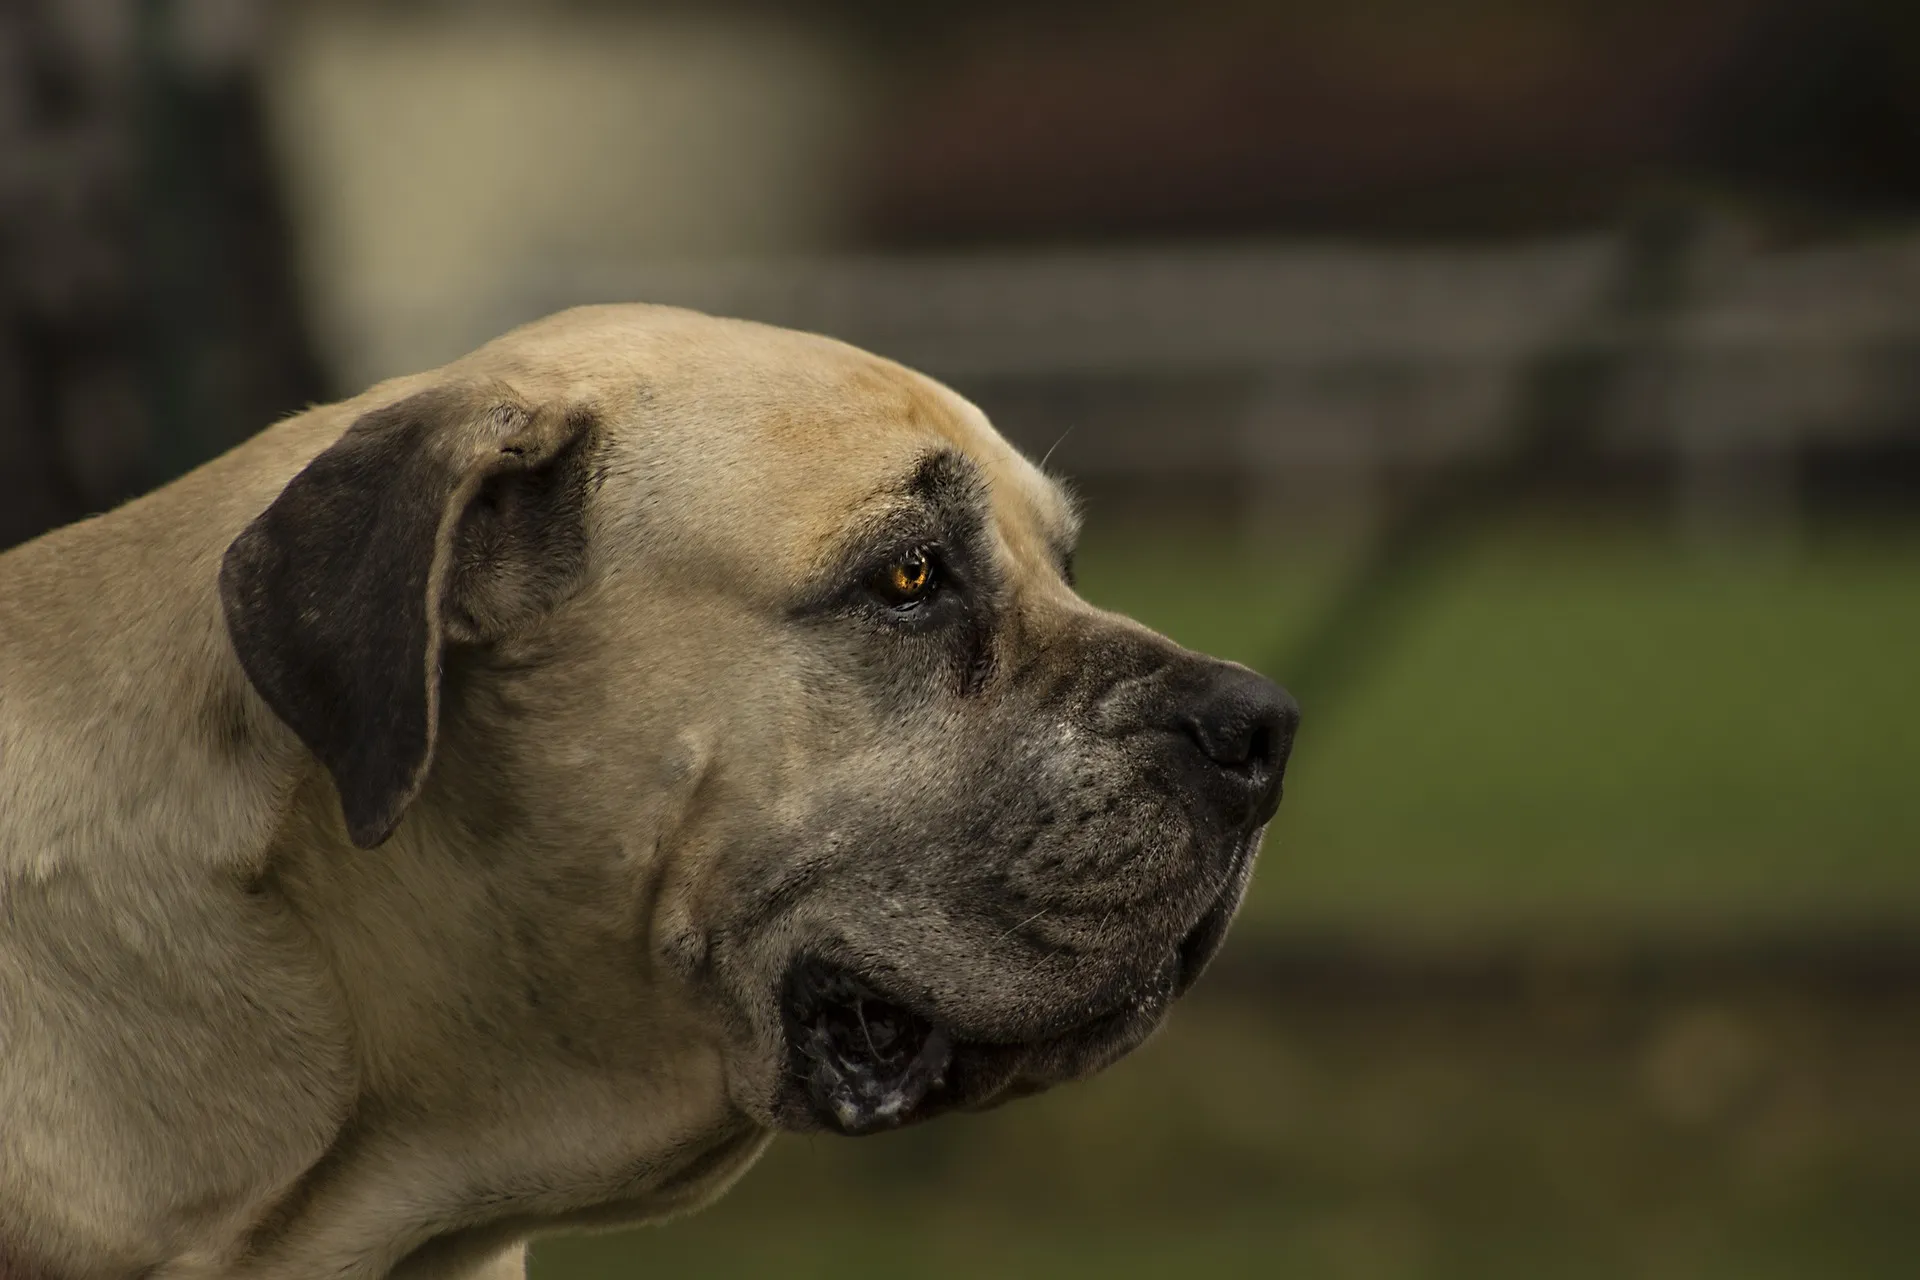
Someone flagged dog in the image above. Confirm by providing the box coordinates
[0,304,1297,1278]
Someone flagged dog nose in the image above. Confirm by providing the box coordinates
[1178,666,1298,825]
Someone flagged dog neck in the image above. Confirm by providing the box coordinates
[0,1238,59,1280]
[225,773,769,1272]
[0,498,342,1275]
[0,435,318,892]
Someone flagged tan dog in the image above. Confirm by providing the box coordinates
[0,305,1296,1279]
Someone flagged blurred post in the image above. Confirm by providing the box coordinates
[0,0,321,552]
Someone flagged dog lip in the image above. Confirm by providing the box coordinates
[775,956,1119,1134]
[1252,778,1285,827]
[780,957,955,1135]
[776,951,1183,1135]
[1172,832,1259,995]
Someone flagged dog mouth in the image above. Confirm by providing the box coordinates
[777,901,1237,1136]
[1172,832,1260,995]
[782,958,955,1135]
[774,834,1260,1135]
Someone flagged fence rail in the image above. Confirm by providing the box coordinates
[483,230,1920,504]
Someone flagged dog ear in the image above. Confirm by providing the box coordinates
[220,384,594,849]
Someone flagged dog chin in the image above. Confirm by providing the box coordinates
[770,937,1212,1137]
[766,826,1262,1136]
[774,956,1168,1136]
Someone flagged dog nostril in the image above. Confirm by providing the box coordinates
[1181,672,1298,788]
[1244,723,1275,774]
[1190,716,1264,772]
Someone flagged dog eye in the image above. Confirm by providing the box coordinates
[873,545,939,608]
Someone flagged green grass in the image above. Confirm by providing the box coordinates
[1072,520,1920,929]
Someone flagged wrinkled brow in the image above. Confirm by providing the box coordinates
[899,448,989,513]
[794,450,991,606]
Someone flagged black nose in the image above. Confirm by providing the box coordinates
[1177,666,1298,825]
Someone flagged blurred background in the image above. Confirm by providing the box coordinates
[6,0,1918,1275]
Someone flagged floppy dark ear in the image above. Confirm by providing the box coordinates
[220,384,594,849]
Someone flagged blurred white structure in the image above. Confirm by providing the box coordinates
[268,3,870,388]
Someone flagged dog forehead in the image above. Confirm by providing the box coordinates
[718,350,1067,577]
[475,305,1072,578]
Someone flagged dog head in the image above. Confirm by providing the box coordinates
[222,305,1297,1137]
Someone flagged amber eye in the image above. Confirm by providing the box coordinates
[878,546,937,604]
